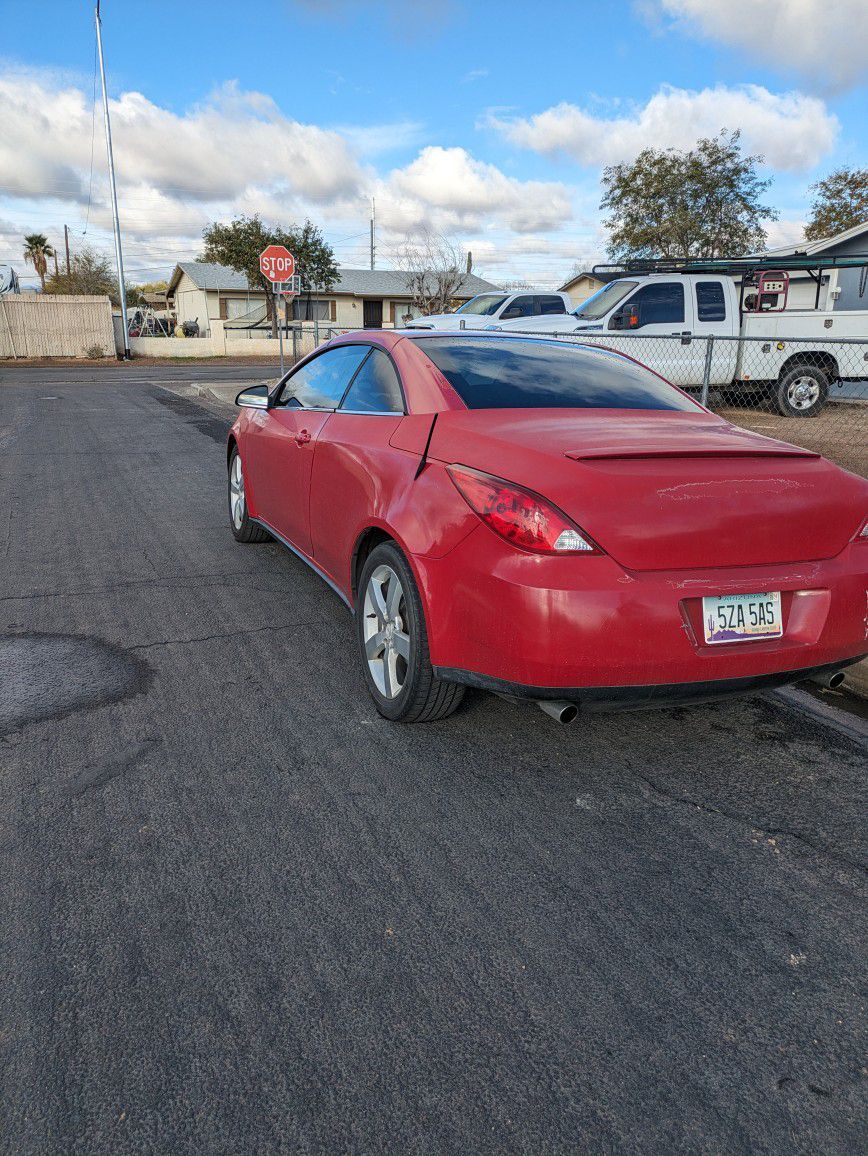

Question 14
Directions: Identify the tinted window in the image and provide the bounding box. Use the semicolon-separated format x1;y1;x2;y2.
696;281;726;322
539;295;567;315
278;345;368;408
415;337;699;411
627;282;685;326
500;295;535;320
340;349;404;413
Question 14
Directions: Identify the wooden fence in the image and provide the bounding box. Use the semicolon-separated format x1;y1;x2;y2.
0;294;116;358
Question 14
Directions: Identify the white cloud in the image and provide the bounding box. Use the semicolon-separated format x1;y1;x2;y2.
0;74;364;206
383;146;572;234
0;68;577;286
654;0;868;93
489;84;838;173
761;218;809;251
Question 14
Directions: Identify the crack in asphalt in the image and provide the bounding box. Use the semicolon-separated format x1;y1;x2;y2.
626;765;867;875
127;620;319;652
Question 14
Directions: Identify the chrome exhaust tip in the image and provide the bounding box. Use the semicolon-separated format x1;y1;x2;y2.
805;668;846;690
537;699;579;724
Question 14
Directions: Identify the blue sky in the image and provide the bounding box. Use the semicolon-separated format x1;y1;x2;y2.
1;0;865;287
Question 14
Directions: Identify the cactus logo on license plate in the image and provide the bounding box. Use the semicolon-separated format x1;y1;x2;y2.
702;592;782;645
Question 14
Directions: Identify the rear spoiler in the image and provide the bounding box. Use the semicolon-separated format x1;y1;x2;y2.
566;447;819;462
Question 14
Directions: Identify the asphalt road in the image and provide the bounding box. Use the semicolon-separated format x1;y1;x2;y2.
1;364;866;1155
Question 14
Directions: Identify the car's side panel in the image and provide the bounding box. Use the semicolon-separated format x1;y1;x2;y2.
243;407;332;555
309;418;480;599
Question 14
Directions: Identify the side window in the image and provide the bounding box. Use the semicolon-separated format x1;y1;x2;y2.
499;295;536;320
340;349;404;414
539;295;567;315
277;345;369;408
695;281;726;322
628;282;685;326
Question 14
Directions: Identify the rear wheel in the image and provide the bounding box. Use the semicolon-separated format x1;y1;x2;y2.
775;363;829;418
228;447;269;543
356;542;464;722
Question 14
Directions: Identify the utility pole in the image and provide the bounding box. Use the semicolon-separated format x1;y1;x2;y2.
95;1;130;358
64;225;70;275
370;198;376;271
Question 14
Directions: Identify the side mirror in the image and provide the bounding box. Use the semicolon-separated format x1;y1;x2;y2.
609;305;639;331
235;383;270;409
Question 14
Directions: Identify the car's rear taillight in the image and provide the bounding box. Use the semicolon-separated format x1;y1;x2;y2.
447;465;599;554
858;518;868;539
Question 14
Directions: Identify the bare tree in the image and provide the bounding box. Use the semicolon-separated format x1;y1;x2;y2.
396;229;471;315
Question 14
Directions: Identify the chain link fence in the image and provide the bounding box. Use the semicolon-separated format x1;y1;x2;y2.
497;331;868;478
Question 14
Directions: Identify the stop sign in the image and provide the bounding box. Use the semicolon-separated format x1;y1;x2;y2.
259;245;295;283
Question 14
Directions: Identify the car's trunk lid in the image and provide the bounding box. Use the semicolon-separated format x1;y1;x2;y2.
428;410;863;570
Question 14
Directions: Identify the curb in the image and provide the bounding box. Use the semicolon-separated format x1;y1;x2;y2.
772;685;868;745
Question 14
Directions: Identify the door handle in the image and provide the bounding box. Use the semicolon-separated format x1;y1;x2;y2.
294;429;311;446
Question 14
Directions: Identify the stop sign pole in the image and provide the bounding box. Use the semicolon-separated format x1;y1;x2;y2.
259;245;295;375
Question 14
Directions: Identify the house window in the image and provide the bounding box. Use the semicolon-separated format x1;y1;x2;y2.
390;301;420;326
292;299;331;321
219;297;252;320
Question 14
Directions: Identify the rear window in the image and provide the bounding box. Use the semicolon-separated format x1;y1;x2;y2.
414;337;699;411
696;281;726;322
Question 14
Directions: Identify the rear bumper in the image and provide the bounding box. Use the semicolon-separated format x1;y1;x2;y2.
414;525;868;692
433;655;866;711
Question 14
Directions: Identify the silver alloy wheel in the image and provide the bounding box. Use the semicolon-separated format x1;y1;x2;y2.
362;563;411;699
787;375;821;411
229;453;245;529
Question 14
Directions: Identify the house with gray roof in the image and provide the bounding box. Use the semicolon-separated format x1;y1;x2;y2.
165;261;500;335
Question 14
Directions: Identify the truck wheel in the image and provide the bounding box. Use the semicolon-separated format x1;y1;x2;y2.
775;364;829;418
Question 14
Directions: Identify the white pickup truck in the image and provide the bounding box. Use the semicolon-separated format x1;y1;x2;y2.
406;289;572;331
496;271;868;417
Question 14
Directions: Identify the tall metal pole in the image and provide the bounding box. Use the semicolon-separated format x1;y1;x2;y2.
64;224;70;275
370;198;375;271
276;289;284;377
95;1;130;358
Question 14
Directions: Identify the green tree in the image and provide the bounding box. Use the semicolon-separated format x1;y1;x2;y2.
23;233;56;290
804;167;868;241
126;280;169;307
44;246;119;303
201;214;338;336
600;130;777;260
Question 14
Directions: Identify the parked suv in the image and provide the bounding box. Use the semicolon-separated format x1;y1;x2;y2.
406;290;571;330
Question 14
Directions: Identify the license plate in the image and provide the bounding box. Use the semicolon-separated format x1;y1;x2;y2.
702;592;782;645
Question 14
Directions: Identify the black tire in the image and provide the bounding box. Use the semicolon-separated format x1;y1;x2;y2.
356;541;464;723
228;446;269;543
775;363;829;418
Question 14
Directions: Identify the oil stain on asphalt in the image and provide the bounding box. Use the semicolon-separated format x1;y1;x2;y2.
0;632;153;735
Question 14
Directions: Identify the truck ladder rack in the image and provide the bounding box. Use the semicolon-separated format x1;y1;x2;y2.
592;254;868;277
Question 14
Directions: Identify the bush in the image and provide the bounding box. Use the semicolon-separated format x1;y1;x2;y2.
84;344;106;359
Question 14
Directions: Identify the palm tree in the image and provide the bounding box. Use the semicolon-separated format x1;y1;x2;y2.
23;233;56;291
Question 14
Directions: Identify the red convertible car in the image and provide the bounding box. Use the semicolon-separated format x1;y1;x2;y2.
227;331;867;723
